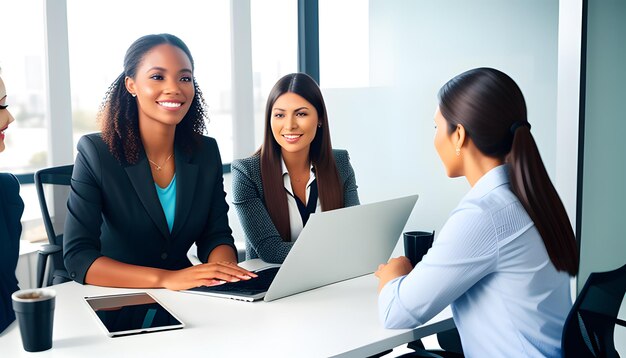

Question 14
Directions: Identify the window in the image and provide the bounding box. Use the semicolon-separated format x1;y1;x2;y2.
0;1;47;175
0;0;48;242
250;0;298;150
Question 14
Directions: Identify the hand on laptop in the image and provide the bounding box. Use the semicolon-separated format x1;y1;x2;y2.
375;256;413;293
160;262;258;291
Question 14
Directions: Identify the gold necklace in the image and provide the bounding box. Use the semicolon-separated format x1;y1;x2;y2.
148;153;173;171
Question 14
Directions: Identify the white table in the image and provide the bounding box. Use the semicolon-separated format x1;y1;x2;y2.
0;274;454;357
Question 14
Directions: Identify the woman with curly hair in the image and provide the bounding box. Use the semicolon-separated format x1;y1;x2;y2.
64;34;256;290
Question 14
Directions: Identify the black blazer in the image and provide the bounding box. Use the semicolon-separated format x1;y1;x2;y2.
0;173;24;333
64;133;236;284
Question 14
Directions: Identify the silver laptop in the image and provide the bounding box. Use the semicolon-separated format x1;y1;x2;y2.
183;194;418;302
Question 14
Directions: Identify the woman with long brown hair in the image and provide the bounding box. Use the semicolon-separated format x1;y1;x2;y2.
376;68;578;357
232;73;359;263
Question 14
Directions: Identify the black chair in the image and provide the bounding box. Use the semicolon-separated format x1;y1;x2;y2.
397;328;464;358
562;263;626;358
34;165;73;287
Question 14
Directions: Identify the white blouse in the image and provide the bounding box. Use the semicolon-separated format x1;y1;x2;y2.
281;159;321;241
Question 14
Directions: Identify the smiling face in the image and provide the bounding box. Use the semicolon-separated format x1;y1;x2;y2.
270;92;319;157
125;44;195;131
0;76;16;153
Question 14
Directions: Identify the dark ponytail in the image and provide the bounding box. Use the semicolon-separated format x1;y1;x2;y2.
439;67;578;275
507;126;578;275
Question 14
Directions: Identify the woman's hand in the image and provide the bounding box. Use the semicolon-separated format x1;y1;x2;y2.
160;261;258;291
375;256;413;293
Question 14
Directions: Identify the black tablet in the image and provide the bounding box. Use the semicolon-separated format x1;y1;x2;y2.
84;292;184;337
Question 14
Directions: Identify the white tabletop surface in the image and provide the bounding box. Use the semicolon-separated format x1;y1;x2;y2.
0;270;454;357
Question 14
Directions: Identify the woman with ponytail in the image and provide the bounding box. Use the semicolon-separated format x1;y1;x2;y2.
375;68;578;357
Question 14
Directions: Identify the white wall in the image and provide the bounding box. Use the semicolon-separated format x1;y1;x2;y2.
556;0;583;231
579;0;626;352
322;1;559;252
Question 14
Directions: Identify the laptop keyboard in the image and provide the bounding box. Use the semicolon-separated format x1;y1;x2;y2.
190;267;280;295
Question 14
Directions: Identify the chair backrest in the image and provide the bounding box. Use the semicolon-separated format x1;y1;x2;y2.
34;165;73;284
562;263;626;358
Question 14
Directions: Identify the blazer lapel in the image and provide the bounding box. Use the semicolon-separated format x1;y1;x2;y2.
171;147;198;238
124;156;171;240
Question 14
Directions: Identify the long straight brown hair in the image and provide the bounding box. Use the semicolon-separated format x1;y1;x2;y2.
259;73;343;242
438;67;579;275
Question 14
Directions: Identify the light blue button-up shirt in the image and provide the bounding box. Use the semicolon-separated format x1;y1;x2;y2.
379;165;572;357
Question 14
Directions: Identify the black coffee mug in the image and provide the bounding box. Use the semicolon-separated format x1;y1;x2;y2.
403;230;435;267
11;288;56;352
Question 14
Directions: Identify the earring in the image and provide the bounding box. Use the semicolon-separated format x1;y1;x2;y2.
130;93;136;97
455;147;460;156
318;123;322;128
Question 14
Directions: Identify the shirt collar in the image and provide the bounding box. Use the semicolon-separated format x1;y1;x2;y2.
281;157;316;194
281;158;289;176
462;164;510;202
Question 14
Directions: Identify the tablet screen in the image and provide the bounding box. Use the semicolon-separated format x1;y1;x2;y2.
84;292;184;337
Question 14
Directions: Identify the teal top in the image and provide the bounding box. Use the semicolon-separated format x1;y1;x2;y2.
155;174;176;233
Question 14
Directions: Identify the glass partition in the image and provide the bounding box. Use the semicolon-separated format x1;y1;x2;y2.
319;0;559;240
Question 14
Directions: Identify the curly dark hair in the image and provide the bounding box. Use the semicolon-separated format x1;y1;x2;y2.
99;33;207;164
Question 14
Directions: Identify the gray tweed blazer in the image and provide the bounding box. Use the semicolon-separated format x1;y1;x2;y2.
231;149;359;263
